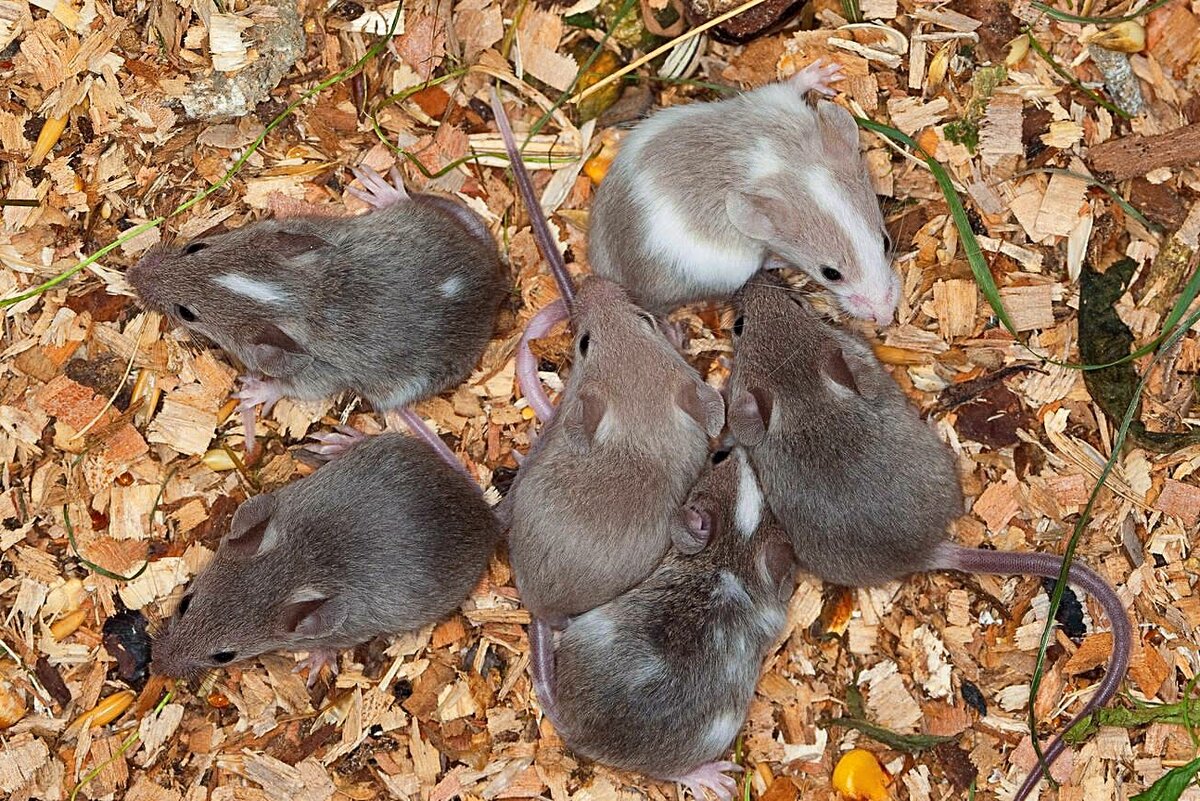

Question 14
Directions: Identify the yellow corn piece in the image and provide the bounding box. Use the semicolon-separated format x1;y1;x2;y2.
926;42;953;90
30;113;69;166
832;749;890;801
1005;35;1030;68
50;608;88;640
1087;21;1145;53
872;343;926;365
584;132;620;186
217;398;239;425
70;690;134;731
202;447;238;472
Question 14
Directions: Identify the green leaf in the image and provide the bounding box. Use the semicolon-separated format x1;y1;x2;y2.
822;716;956;754
1130;755;1200;801
1031;0;1173;24
1079;259;1200;452
1066;698;1200;745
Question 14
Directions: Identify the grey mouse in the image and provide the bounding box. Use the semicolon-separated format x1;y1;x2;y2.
726;272;1131;801
126;167;506;455
150;432;501;684
529;447;795;800
587;60;899;324
490;88;725;625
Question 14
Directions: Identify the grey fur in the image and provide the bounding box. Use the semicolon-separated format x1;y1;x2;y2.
543;449;795;778
505;277;724;624
588;79;898;321
126;193;505;410
726;272;961;585
150;433;501;677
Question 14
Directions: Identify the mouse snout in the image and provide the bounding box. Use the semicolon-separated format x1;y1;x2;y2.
847;293;895;326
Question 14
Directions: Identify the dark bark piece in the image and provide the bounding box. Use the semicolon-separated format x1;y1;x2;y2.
1088;123;1200;182
1128;178;1187;229
682;0;806;42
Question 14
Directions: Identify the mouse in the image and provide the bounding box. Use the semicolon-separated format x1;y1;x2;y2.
586;59;900;324
489;87;725;624
126;165;506;457
529;447;796;801
149;431;501;685
725;272;1131;801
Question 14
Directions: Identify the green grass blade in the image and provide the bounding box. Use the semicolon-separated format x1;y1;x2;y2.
1031;0;1172;24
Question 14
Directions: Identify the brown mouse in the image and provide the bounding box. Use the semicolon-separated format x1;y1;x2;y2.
490;87;724;625
529;448;796;800
126;166;506;457
150;432;501;684
726;272;1131;801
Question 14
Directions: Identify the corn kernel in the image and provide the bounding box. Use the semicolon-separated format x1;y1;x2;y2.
50;608;88;640
70;690;134;731
832;749;890;801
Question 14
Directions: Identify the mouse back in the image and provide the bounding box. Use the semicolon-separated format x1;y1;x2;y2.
506;276;724;621
150;434;500;678
728;273;960;586
548;448;793;779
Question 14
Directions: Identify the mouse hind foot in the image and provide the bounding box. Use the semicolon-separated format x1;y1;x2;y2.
235;376;286;463
670;761;742;801
305;425;368;460
294;648;340;688
789;59;843;97
347;165;410;209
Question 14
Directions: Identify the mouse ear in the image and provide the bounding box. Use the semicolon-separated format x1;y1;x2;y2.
673;504;712;555
729;388;772;447
817;102;861;154
822;344;874;398
677;380;725;439
246;325;314;378
563;389;607;450
280;590;348;639
264;231;331;259
725;192;778;242
758;531;798;598
224;494;278;558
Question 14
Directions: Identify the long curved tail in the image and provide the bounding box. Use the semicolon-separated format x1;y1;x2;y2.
489;86;576;307
938;544;1131;801
529;616;566;734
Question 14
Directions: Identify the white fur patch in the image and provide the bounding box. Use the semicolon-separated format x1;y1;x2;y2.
799;166;883;279
702;710;743;754
733;450;764;537
214;273;288;305
747;142;788;181
439;276;463;298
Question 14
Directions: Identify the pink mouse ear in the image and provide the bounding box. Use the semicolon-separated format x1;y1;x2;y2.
264;231;331;259
725;191;778;242
822;343;875;398
563;389;607;450
673;504;712;555
759;531;798;597
247;325;314;379
224;494;277;558
729;387;771;447
677;380;725;439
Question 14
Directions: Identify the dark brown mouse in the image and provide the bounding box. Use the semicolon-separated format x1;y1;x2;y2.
529;448;795;799
126;166;506;454
490;88;724;624
150;432;501;684
726;272;1131;801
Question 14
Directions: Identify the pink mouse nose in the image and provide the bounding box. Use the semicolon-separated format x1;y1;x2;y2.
848;294;894;325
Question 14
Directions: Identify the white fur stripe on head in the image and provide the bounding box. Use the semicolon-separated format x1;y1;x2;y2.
733;449;764;537
214;273;288;305
799;166;881;277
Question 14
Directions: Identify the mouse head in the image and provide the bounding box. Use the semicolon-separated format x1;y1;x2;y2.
150;494;350;679
727;274;886;448
558;276;725;448
675;448;796;600
126;224;326;379
724;102;899;325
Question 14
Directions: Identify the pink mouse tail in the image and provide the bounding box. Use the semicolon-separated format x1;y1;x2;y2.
516;300;568;423
390;407;475;483
935;543;1131;801
529;616;566;734
488;86;576;308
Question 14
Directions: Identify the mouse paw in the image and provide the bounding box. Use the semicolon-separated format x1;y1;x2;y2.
304;426;368;461
672;762;742;801
347;165;410;209
294;648;340;688
234;377;285;463
790;58;843;97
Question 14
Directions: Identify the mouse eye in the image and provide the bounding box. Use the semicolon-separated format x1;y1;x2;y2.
184;242;208;255
711;449;731;464
578;332;590;357
732;315;745;337
176;304;198;323
820;266;843;283
177;594;192;617
211;650;236;664
882;232;893;252
638;312;657;329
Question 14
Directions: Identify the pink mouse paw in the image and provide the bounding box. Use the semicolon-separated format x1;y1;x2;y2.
790;58;844;97
304;425;369;461
234;376;285;462
347;165;410;209
294;648;340;688
672;761;742;801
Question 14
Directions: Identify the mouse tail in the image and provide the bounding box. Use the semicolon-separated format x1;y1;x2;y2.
488;86;577;308
389;407;475;483
936;543;1131;801
529;616;567;735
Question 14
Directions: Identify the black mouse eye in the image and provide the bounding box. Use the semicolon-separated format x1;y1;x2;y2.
184;242;208;255
177;594;192;617
176;304;197;322
732;315;745;336
211;650;236;664
820;266;843;283
638;312;656;328
578;332;590;356
712;449;731;464
882;232;893;252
